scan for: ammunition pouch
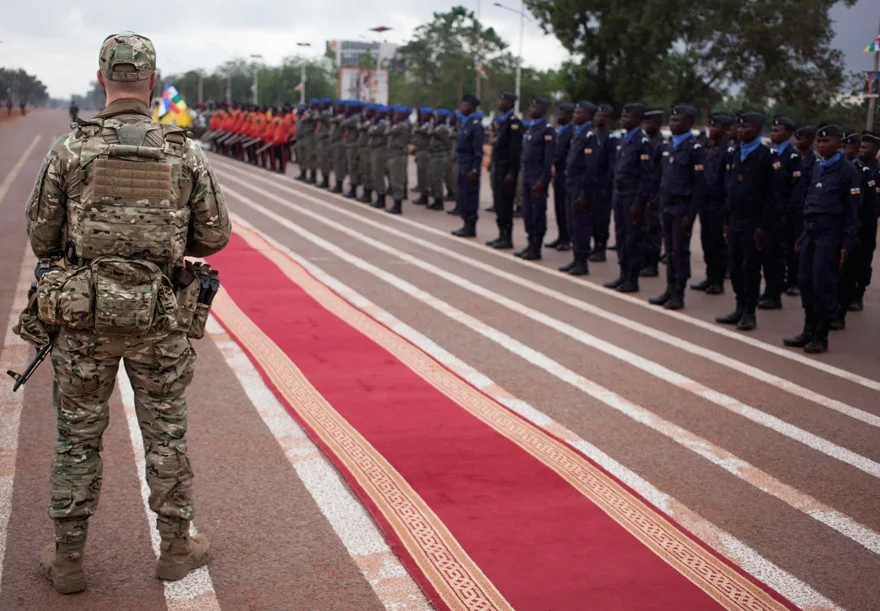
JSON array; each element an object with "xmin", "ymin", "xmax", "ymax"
[
  {"xmin": 172, "ymin": 261, "xmax": 220, "ymax": 340},
  {"xmin": 91, "ymin": 256, "xmax": 175, "ymax": 336},
  {"xmin": 36, "ymin": 261, "xmax": 95, "ymax": 329}
]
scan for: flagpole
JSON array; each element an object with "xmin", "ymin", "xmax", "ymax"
[{"xmin": 869, "ymin": 17, "xmax": 880, "ymax": 132}]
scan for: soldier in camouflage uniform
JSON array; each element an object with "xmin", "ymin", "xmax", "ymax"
[
  {"xmin": 369, "ymin": 105, "xmax": 390, "ymax": 208},
  {"xmin": 428, "ymin": 109, "xmax": 453, "ymax": 211},
  {"xmin": 446, "ymin": 116, "xmax": 460, "ymax": 214},
  {"xmin": 356, "ymin": 104, "xmax": 375, "ymax": 202},
  {"xmin": 342, "ymin": 100, "xmax": 363, "ymax": 198},
  {"xmin": 385, "ymin": 105, "xmax": 412, "ymax": 215},
  {"xmin": 412, "ymin": 108, "xmax": 433, "ymax": 205},
  {"xmin": 296, "ymin": 100, "xmax": 317, "ymax": 183},
  {"xmin": 329, "ymin": 100, "xmax": 347, "ymax": 193},
  {"xmin": 23, "ymin": 32, "xmax": 230, "ymax": 594},
  {"xmin": 315, "ymin": 98, "xmax": 333, "ymax": 188}
]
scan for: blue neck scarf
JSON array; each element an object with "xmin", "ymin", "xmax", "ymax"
[
  {"xmin": 672, "ymin": 132, "xmax": 692, "ymax": 149},
  {"xmin": 774, "ymin": 140, "xmax": 791, "ymax": 156},
  {"xmin": 623, "ymin": 127, "xmax": 641, "ymax": 143},
  {"xmin": 556, "ymin": 122, "xmax": 572, "ymax": 135},
  {"xmin": 819, "ymin": 152, "xmax": 842, "ymax": 169},
  {"xmin": 740, "ymin": 137, "xmax": 762, "ymax": 162},
  {"xmin": 494, "ymin": 108, "xmax": 514, "ymax": 124},
  {"xmin": 575, "ymin": 122, "xmax": 590, "ymax": 137}
]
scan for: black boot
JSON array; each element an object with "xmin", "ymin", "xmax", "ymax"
[
  {"xmin": 757, "ymin": 294, "xmax": 782, "ymax": 310},
  {"xmin": 617, "ymin": 270, "xmax": 639, "ymax": 293},
  {"xmin": 445, "ymin": 193, "xmax": 456, "ymax": 202},
  {"xmin": 514, "ymin": 244, "xmax": 531, "ymax": 258},
  {"xmin": 649, "ymin": 284, "xmax": 673, "ymax": 306},
  {"xmin": 545, "ymin": 238, "xmax": 562, "ymax": 249},
  {"xmin": 829, "ymin": 314, "xmax": 846, "ymax": 331},
  {"xmin": 716, "ymin": 301, "xmax": 744, "ymax": 325},
  {"xmin": 568, "ymin": 253, "xmax": 589, "ymax": 276},
  {"xmin": 485, "ymin": 205, "xmax": 496, "ymax": 213},
  {"xmin": 307, "ymin": 170, "xmax": 317, "ymax": 184},
  {"xmin": 603, "ymin": 274, "xmax": 625, "ymax": 289},
  {"xmin": 848, "ymin": 292, "xmax": 864, "ymax": 311},
  {"xmin": 319, "ymin": 175, "xmax": 330, "ymax": 189},
  {"xmin": 452, "ymin": 220, "xmax": 477, "ymax": 238},
  {"xmin": 427, "ymin": 198, "xmax": 444, "ymax": 210},
  {"xmin": 521, "ymin": 242, "xmax": 542, "ymax": 261},
  {"xmin": 386, "ymin": 200, "xmax": 402, "ymax": 215},
  {"xmin": 414, "ymin": 195, "xmax": 429, "ymax": 206},
  {"xmin": 783, "ymin": 316, "xmax": 815, "ymax": 348},
  {"xmin": 804, "ymin": 321, "xmax": 829, "ymax": 353},
  {"xmin": 513, "ymin": 205, "xmax": 523, "ymax": 218},
  {"xmin": 785, "ymin": 284, "xmax": 801, "ymax": 297},
  {"xmin": 371, "ymin": 195, "xmax": 386, "ymax": 209},
  {"xmin": 705, "ymin": 280, "xmax": 725, "ymax": 295},
  {"xmin": 690, "ymin": 278, "xmax": 711, "ymax": 291},
  {"xmin": 446, "ymin": 205, "xmax": 460, "ymax": 216},
  {"xmin": 297, "ymin": 169, "xmax": 307, "ymax": 181},
  {"xmin": 639, "ymin": 263, "xmax": 659, "ymax": 278},
  {"xmin": 558, "ymin": 259, "xmax": 576, "ymax": 273},
  {"xmin": 345, "ymin": 185, "xmax": 359, "ymax": 199},
  {"xmin": 664, "ymin": 286, "xmax": 685, "ymax": 310},
  {"xmin": 491, "ymin": 229, "xmax": 513, "ymax": 250},
  {"xmin": 358, "ymin": 189, "xmax": 372, "ymax": 203},
  {"xmin": 589, "ymin": 243, "xmax": 607, "ymax": 262},
  {"xmin": 736, "ymin": 308, "xmax": 757, "ymax": 331},
  {"xmin": 330, "ymin": 180, "xmax": 343, "ymax": 194}
]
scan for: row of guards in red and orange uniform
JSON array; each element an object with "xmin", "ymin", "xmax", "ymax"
[{"xmin": 202, "ymin": 104, "xmax": 298, "ymax": 174}]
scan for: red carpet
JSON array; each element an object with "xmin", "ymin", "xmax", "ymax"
[{"xmin": 208, "ymin": 224, "xmax": 796, "ymax": 611}]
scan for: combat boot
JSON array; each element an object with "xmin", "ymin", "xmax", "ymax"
[
  {"xmin": 414, "ymin": 195, "xmax": 429, "ymax": 206},
  {"xmin": 639, "ymin": 263, "xmax": 659, "ymax": 278},
  {"xmin": 491, "ymin": 229, "xmax": 513, "ymax": 250},
  {"xmin": 345, "ymin": 185, "xmax": 359, "ymax": 199},
  {"xmin": 521, "ymin": 242, "xmax": 542, "ymax": 261},
  {"xmin": 358, "ymin": 189, "xmax": 372, "ymax": 204},
  {"xmin": 804, "ymin": 321, "xmax": 829, "ymax": 354},
  {"xmin": 716, "ymin": 300, "xmax": 744, "ymax": 325},
  {"xmin": 848, "ymin": 292, "xmax": 864, "ymax": 311},
  {"xmin": 705, "ymin": 280, "xmax": 725, "ymax": 295},
  {"xmin": 603, "ymin": 274, "xmax": 625, "ymax": 290},
  {"xmin": 690, "ymin": 278, "xmax": 711, "ymax": 291},
  {"xmin": 386, "ymin": 200, "xmax": 403, "ymax": 215},
  {"xmin": 330, "ymin": 180, "xmax": 343, "ymax": 194},
  {"xmin": 514, "ymin": 243, "xmax": 531, "ymax": 258},
  {"xmin": 664, "ymin": 286, "xmax": 685, "ymax": 310},
  {"xmin": 428, "ymin": 198, "xmax": 444, "ymax": 210},
  {"xmin": 556, "ymin": 240, "xmax": 571, "ymax": 252},
  {"xmin": 318, "ymin": 174, "xmax": 330, "ymax": 189},
  {"xmin": 785, "ymin": 283, "xmax": 801, "ymax": 297},
  {"xmin": 545, "ymin": 237, "xmax": 563, "ymax": 249},
  {"xmin": 616, "ymin": 270, "xmax": 640, "ymax": 293},
  {"xmin": 446, "ymin": 205, "xmax": 460, "ymax": 215},
  {"xmin": 589, "ymin": 243, "xmax": 607, "ymax": 262},
  {"xmin": 451, "ymin": 220, "xmax": 476, "ymax": 238},
  {"xmin": 297, "ymin": 168, "xmax": 307, "ymax": 181},
  {"xmin": 558, "ymin": 259, "xmax": 576, "ymax": 273},
  {"xmin": 306, "ymin": 170, "xmax": 317, "ymax": 184},
  {"xmin": 371, "ymin": 195, "xmax": 386, "ymax": 209},
  {"xmin": 736, "ymin": 308, "xmax": 757, "ymax": 331},
  {"xmin": 568, "ymin": 253, "xmax": 589, "ymax": 276},
  {"xmin": 649, "ymin": 283, "xmax": 673, "ymax": 306},
  {"xmin": 783, "ymin": 316, "xmax": 815, "ymax": 348},
  {"xmin": 156, "ymin": 534, "xmax": 213, "ymax": 582},
  {"xmin": 40, "ymin": 543, "xmax": 87, "ymax": 595},
  {"xmin": 445, "ymin": 192, "xmax": 456, "ymax": 201},
  {"xmin": 829, "ymin": 314, "xmax": 846, "ymax": 331},
  {"xmin": 757, "ymin": 294, "xmax": 782, "ymax": 310},
  {"xmin": 513, "ymin": 205, "xmax": 523, "ymax": 218}
]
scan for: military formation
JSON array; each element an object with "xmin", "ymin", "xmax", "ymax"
[{"xmin": 205, "ymin": 91, "xmax": 879, "ymax": 355}]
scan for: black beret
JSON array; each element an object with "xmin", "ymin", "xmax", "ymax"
[
  {"xmin": 531, "ymin": 95, "xmax": 552, "ymax": 107},
  {"xmin": 643, "ymin": 108, "xmax": 664, "ymax": 119},
  {"xmin": 862, "ymin": 130, "xmax": 880, "ymax": 145},
  {"xmin": 462, "ymin": 94, "xmax": 481, "ymax": 107},
  {"xmin": 499, "ymin": 91, "xmax": 517, "ymax": 102},
  {"xmin": 842, "ymin": 132, "xmax": 861, "ymax": 145},
  {"xmin": 556, "ymin": 102, "xmax": 575, "ymax": 113},
  {"xmin": 708, "ymin": 112, "xmax": 736, "ymax": 126},
  {"xmin": 575, "ymin": 100, "xmax": 597, "ymax": 112},
  {"xmin": 622, "ymin": 102, "xmax": 646, "ymax": 115},
  {"xmin": 597, "ymin": 103, "xmax": 613, "ymax": 113},
  {"xmin": 773, "ymin": 115, "xmax": 796, "ymax": 129},
  {"xmin": 817, "ymin": 123, "xmax": 844, "ymax": 138},
  {"xmin": 671, "ymin": 103, "xmax": 699, "ymax": 118},
  {"xmin": 794, "ymin": 124, "xmax": 816, "ymax": 138},
  {"xmin": 738, "ymin": 110, "xmax": 766, "ymax": 127}
]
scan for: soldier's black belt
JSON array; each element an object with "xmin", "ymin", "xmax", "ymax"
[
  {"xmin": 615, "ymin": 180, "xmax": 637, "ymax": 191},
  {"xmin": 662, "ymin": 196, "xmax": 690, "ymax": 206}
]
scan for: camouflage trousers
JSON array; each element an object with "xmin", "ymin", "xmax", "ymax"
[
  {"xmin": 429, "ymin": 152, "xmax": 448, "ymax": 200},
  {"xmin": 346, "ymin": 146, "xmax": 360, "ymax": 186},
  {"xmin": 387, "ymin": 155, "xmax": 408, "ymax": 201},
  {"xmin": 446, "ymin": 155, "xmax": 458, "ymax": 199},
  {"xmin": 49, "ymin": 327, "xmax": 197, "ymax": 551},
  {"xmin": 358, "ymin": 147, "xmax": 373, "ymax": 190},
  {"xmin": 316, "ymin": 138, "xmax": 331, "ymax": 177},
  {"xmin": 332, "ymin": 143, "xmax": 347, "ymax": 183},
  {"xmin": 371, "ymin": 149, "xmax": 388, "ymax": 196}
]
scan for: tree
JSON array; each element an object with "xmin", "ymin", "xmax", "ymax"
[
  {"xmin": 525, "ymin": 0, "xmax": 859, "ymax": 119},
  {"xmin": 0, "ymin": 68, "xmax": 49, "ymax": 106}
]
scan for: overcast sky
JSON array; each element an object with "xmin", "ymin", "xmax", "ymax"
[{"xmin": 1, "ymin": 0, "xmax": 878, "ymax": 99}]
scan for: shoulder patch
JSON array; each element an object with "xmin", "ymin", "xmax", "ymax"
[
  {"xmin": 791, "ymin": 153, "xmax": 799, "ymax": 159},
  {"xmin": 792, "ymin": 170, "xmax": 801, "ymax": 177},
  {"xmin": 584, "ymin": 148, "xmax": 593, "ymax": 155},
  {"xmin": 641, "ymin": 137, "xmax": 649, "ymax": 144},
  {"xmin": 511, "ymin": 123, "xmax": 520, "ymax": 130},
  {"xmin": 851, "ymin": 187, "xmax": 861, "ymax": 195},
  {"xmin": 772, "ymin": 160, "xmax": 782, "ymax": 170},
  {"xmin": 544, "ymin": 134, "xmax": 554, "ymax": 141},
  {"xmin": 694, "ymin": 164, "xmax": 705, "ymax": 171},
  {"xmin": 694, "ymin": 143, "xmax": 701, "ymax": 149},
  {"xmin": 662, "ymin": 151, "xmax": 670, "ymax": 157},
  {"xmin": 640, "ymin": 153, "xmax": 650, "ymax": 161}
]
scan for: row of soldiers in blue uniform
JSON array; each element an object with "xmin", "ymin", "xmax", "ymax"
[
  {"xmin": 452, "ymin": 92, "xmax": 879, "ymax": 354},
  {"xmin": 293, "ymin": 98, "xmax": 459, "ymax": 214}
]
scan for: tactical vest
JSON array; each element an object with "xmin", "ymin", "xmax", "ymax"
[{"xmin": 69, "ymin": 117, "xmax": 191, "ymax": 272}]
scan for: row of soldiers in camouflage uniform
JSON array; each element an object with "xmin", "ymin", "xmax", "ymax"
[{"xmin": 294, "ymin": 97, "xmax": 459, "ymax": 214}]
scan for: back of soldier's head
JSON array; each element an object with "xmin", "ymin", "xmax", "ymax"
[{"xmin": 98, "ymin": 31, "xmax": 157, "ymax": 103}]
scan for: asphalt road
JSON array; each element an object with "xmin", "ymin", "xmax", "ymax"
[{"xmin": 0, "ymin": 110, "xmax": 877, "ymax": 611}]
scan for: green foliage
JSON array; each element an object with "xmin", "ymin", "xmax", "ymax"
[{"xmin": 0, "ymin": 68, "xmax": 49, "ymax": 106}]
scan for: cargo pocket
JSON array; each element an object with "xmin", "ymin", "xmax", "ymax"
[
  {"xmin": 147, "ymin": 333, "xmax": 196, "ymax": 396},
  {"xmin": 51, "ymin": 333, "xmax": 103, "ymax": 397},
  {"xmin": 187, "ymin": 304, "xmax": 210, "ymax": 340}
]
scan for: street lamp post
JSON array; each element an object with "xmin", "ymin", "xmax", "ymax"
[
  {"xmin": 250, "ymin": 53, "xmax": 263, "ymax": 106},
  {"xmin": 296, "ymin": 42, "xmax": 312, "ymax": 105},
  {"xmin": 494, "ymin": 1, "xmax": 530, "ymax": 116}
]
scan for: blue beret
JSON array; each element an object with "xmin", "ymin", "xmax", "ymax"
[
  {"xmin": 320, "ymin": 97, "xmax": 332, "ymax": 104},
  {"xmin": 418, "ymin": 106, "xmax": 434, "ymax": 115},
  {"xmin": 377, "ymin": 105, "xmax": 390, "ymax": 113},
  {"xmin": 436, "ymin": 108, "xmax": 452, "ymax": 118},
  {"xmin": 347, "ymin": 100, "xmax": 363, "ymax": 109},
  {"xmin": 395, "ymin": 105, "xmax": 412, "ymax": 115},
  {"xmin": 622, "ymin": 102, "xmax": 646, "ymax": 115},
  {"xmin": 297, "ymin": 103, "xmax": 306, "ymax": 110},
  {"xmin": 309, "ymin": 98, "xmax": 319, "ymax": 104}
]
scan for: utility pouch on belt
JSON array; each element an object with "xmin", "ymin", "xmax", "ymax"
[
  {"xmin": 36, "ymin": 262, "xmax": 94, "ymax": 329},
  {"xmin": 91, "ymin": 256, "xmax": 165, "ymax": 336}
]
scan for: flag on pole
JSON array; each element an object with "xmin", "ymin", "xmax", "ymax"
[
  {"xmin": 294, "ymin": 82, "xmax": 305, "ymax": 93},
  {"xmin": 154, "ymin": 83, "xmax": 192, "ymax": 127},
  {"xmin": 864, "ymin": 35, "xmax": 880, "ymax": 53}
]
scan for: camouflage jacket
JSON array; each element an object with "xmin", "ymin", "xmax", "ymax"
[{"xmin": 26, "ymin": 98, "xmax": 230, "ymax": 266}]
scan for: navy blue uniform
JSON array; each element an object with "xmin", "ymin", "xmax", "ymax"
[
  {"xmin": 764, "ymin": 143, "xmax": 805, "ymax": 299},
  {"xmin": 565, "ymin": 124, "xmax": 606, "ymax": 255},
  {"xmin": 552, "ymin": 122, "xmax": 574, "ymax": 243},
  {"xmin": 490, "ymin": 111, "xmax": 523, "ymax": 233},
  {"xmin": 457, "ymin": 112, "xmax": 485, "ymax": 223},
  {"xmin": 786, "ymin": 150, "xmax": 816, "ymax": 290},
  {"xmin": 521, "ymin": 119, "xmax": 556, "ymax": 246},
  {"xmin": 837, "ymin": 159, "xmax": 878, "ymax": 318},
  {"xmin": 592, "ymin": 129, "xmax": 616, "ymax": 250},
  {"xmin": 700, "ymin": 138, "xmax": 732, "ymax": 285},
  {"xmin": 644, "ymin": 131, "xmax": 666, "ymax": 270},
  {"xmin": 799, "ymin": 154, "xmax": 860, "ymax": 325},
  {"xmin": 724, "ymin": 142, "xmax": 782, "ymax": 315},
  {"xmin": 613, "ymin": 129, "xmax": 654, "ymax": 276},
  {"xmin": 657, "ymin": 135, "xmax": 707, "ymax": 289}
]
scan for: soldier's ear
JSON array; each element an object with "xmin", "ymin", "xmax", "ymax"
[
  {"xmin": 97, "ymin": 71, "xmax": 106, "ymax": 89},
  {"xmin": 149, "ymin": 72, "xmax": 158, "ymax": 92}
]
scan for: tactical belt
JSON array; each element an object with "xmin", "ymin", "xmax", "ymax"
[{"xmin": 615, "ymin": 180, "xmax": 637, "ymax": 191}]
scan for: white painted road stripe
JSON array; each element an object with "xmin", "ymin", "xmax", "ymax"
[
  {"xmin": 212, "ymin": 155, "xmax": 880, "ymax": 394},
  {"xmin": 117, "ymin": 373, "xmax": 222, "ymax": 611},
  {"xmin": 226, "ymin": 213, "xmax": 843, "ymax": 611},
  {"xmin": 224, "ymin": 193, "xmax": 880, "ymax": 564},
  {"xmin": 220, "ymin": 177, "xmax": 880, "ymax": 481}
]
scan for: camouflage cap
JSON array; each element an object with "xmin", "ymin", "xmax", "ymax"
[{"xmin": 99, "ymin": 31, "xmax": 156, "ymax": 82}]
